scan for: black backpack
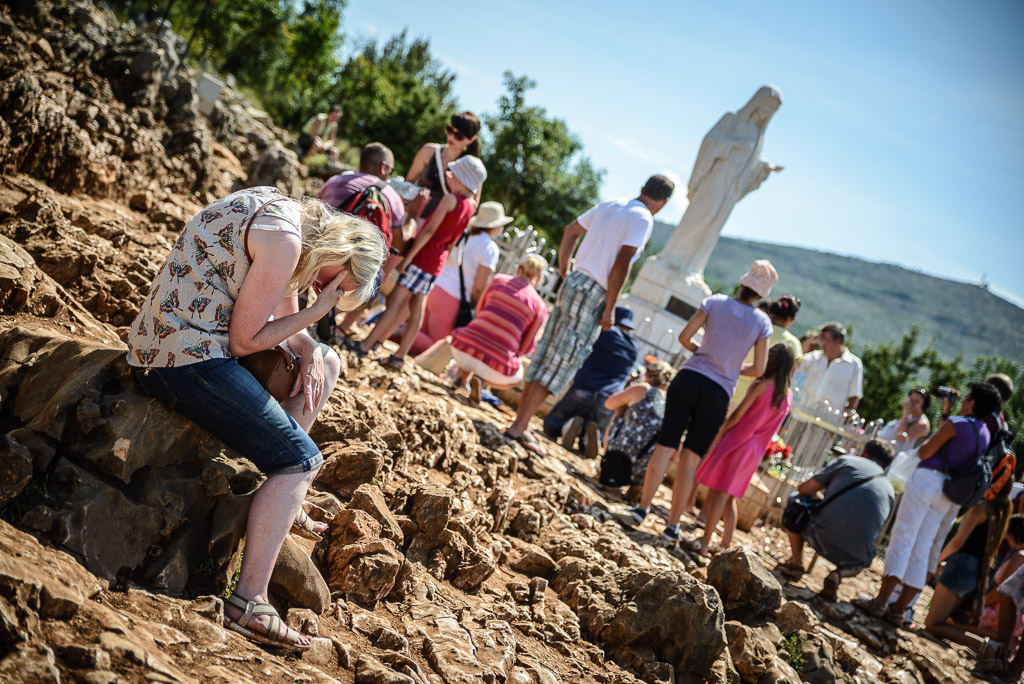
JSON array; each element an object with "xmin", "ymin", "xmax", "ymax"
[
  {"xmin": 983, "ymin": 425, "xmax": 1016, "ymax": 503},
  {"xmin": 600, "ymin": 435, "xmax": 657, "ymax": 487},
  {"xmin": 599, "ymin": 450, "xmax": 634, "ymax": 487},
  {"xmin": 941, "ymin": 419, "xmax": 992, "ymax": 507}
]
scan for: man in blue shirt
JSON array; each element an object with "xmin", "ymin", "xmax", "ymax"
[{"xmin": 542, "ymin": 306, "xmax": 642, "ymax": 459}]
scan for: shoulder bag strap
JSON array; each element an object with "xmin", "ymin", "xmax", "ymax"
[
  {"xmin": 434, "ymin": 144, "xmax": 450, "ymax": 195},
  {"xmin": 457, "ymin": 234, "xmax": 470, "ymax": 302},
  {"xmin": 815, "ymin": 473, "xmax": 883, "ymax": 515},
  {"xmin": 242, "ymin": 197, "xmax": 291, "ymax": 261},
  {"xmin": 458, "ymin": 252, "xmax": 468, "ymax": 303},
  {"xmin": 636, "ymin": 433, "xmax": 659, "ymax": 460}
]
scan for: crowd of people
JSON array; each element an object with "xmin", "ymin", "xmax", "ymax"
[{"xmin": 122, "ymin": 110, "xmax": 1021, "ymax": 674}]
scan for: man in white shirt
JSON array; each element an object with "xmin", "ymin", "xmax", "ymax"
[
  {"xmin": 796, "ymin": 321, "xmax": 863, "ymax": 414},
  {"xmin": 504, "ymin": 175, "xmax": 675, "ymax": 455}
]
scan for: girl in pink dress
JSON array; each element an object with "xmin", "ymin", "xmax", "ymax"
[{"xmin": 690, "ymin": 342, "xmax": 795, "ymax": 554}]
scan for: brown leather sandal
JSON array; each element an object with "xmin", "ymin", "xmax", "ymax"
[
  {"xmin": 775, "ymin": 561, "xmax": 805, "ymax": 579},
  {"xmin": 224, "ymin": 593, "xmax": 310, "ymax": 652},
  {"xmin": 290, "ymin": 508, "xmax": 325, "ymax": 542}
]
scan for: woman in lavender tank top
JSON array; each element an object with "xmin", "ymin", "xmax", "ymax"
[
  {"xmin": 863, "ymin": 382, "xmax": 1003, "ymax": 624},
  {"xmin": 628, "ymin": 260, "xmax": 777, "ymax": 542}
]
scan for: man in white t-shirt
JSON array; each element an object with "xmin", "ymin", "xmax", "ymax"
[
  {"xmin": 796, "ymin": 321, "xmax": 863, "ymax": 414},
  {"xmin": 505, "ymin": 175, "xmax": 674, "ymax": 455}
]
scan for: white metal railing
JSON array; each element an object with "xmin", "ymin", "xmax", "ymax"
[{"xmin": 493, "ymin": 225, "xmax": 561, "ymax": 304}]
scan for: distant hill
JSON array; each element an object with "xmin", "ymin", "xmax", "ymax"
[{"xmin": 639, "ymin": 222, "xmax": 1024, "ymax": 362}]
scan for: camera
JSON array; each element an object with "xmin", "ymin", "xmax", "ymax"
[{"xmin": 930, "ymin": 386, "xmax": 961, "ymax": 402}]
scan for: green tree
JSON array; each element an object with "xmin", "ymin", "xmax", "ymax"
[
  {"xmin": 481, "ymin": 71, "xmax": 603, "ymax": 245},
  {"xmin": 859, "ymin": 324, "xmax": 928, "ymax": 421},
  {"xmin": 264, "ymin": 0, "xmax": 345, "ymax": 128},
  {"xmin": 858, "ymin": 327, "xmax": 1024, "ymax": 462},
  {"xmin": 326, "ymin": 32, "xmax": 458, "ymax": 169},
  {"xmin": 859, "ymin": 324, "xmax": 967, "ymax": 424}
]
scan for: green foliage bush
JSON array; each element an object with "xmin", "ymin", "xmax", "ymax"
[
  {"xmin": 325, "ymin": 31, "xmax": 459, "ymax": 168},
  {"xmin": 115, "ymin": 2, "xmax": 602, "ymax": 245},
  {"xmin": 782, "ymin": 633, "xmax": 806, "ymax": 673},
  {"xmin": 858, "ymin": 325, "xmax": 1023, "ymax": 461},
  {"xmin": 481, "ymin": 72, "xmax": 603, "ymax": 245}
]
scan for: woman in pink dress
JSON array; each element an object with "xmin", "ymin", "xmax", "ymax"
[{"xmin": 690, "ymin": 342, "xmax": 795, "ymax": 554}]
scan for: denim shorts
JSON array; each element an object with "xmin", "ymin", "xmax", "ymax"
[
  {"xmin": 132, "ymin": 356, "xmax": 324, "ymax": 476},
  {"xmin": 938, "ymin": 551, "xmax": 982, "ymax": 598}
]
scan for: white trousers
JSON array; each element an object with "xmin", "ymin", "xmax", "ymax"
[
  {"xmin": 450, "ymin": 348, "xmax": 523, "ymax": 388},
  {"xmin": 883, "ymin": 468, "xmax": 957, "ymax": 590}
]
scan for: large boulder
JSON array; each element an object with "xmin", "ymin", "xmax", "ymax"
[
  {"xmin": 269, "ymin": 537, "xmax": 330, "ymax": 614},
  {"xmin": 0, "ymin": 328, "xmax": 260, "ymax": 594},
  {"xmin": 706, "ymin": 546, "xmax": 783, "ymax": 620},
  {"xmin": 798, "ymin": 631, "xmax": 844, "ymax": 684},
  {"xmin": 317, "ymin": 443, "xmax": 385, "ymax": 499},
  {"xmin": 0, "ymin": 519, "xmax": 107, "ymax": 622},
  {"xmin": 724, "ymin": 622, "xmax": 775, "ymax": 684},
  {"xmin": 560, "ymin": 567, "xmax": 726, "ymax": 680},
  {"xmin": 244, "ymin": 141, "xmax": 303, "ymax": 196},
  {"xmin": 350, "ymin": 484, "xmax": 404, "ymax": 546},
  {"xmin": 0, "ymin": 234, "xmax": 116, "ymax": 340},
  {"xmin": 327, "ymin": 538, "xmax": 405, "ymax": 605},
  {"xmin": 776, "ymin": 601, "xmax": 818, "ymax": 634}
]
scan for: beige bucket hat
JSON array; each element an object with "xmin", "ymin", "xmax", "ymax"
[{"xmin": 470, "ymin": 201, "xmax": 515, "ymax": 229}]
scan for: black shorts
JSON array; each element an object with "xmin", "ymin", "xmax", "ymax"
[{"xmin": 657, "ymin": 369, "xmax": 730, "ymax": 456}]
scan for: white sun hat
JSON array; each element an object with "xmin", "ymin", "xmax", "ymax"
[{"xmin": 447, "ymin": 155, "xmax": 487, "ymax": 194}]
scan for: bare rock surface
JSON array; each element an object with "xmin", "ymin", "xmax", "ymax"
[
  {"xmin": 0, "ymin": 2, "xmax": 1004, "ymax": 684},
  {"xmin": 707, "ymin": 545, "xmax": 784, "ymax": 620}
]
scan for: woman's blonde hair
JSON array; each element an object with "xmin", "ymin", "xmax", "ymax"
[
  {"xmin": 291, "ymin": 197, "xmax": 386, "ymax": 310},
  {"xmin": 518, "ymin": 255, "xmax": 547, "ymax": 282},
  {"xmin": 646, "ymin": 360, "xmax": 675, "ymax": 389}
]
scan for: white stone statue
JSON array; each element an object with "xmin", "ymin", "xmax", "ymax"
[
  {"xmin": 631, "ymin": 86, "xmax": 783, "ymax": 306},
  {"xmin": 669, "ymin": 85, "xmax": 784, "ymax": 277}
]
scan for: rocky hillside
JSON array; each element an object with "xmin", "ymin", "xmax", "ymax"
[{"xmin": 0, "ymin": 3, "xmax": 1009, "ymax": 684}]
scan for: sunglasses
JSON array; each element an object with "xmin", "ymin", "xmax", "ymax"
[{"xmin": 446, "ymin": 125, "xmax": 472, "ymax": 142}]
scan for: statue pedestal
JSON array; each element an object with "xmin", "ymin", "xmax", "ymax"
[
  {"xmin": 629, "ymin": 254, "xmax": 711, "ymax": 313},
  {"xmin": 621, "ymin": 255, "xmax": 711, "ymax": 364}
]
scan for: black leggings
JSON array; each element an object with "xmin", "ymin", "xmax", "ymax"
[{"xmin": 656, "ymin": 369, "xmax": 730, "ymax": 456}]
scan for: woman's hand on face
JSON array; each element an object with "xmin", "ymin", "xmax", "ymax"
[
  {"xmin": 313, "ymin": 269, "xmax": 350, "ymax": 310},
  {"xmin": 292, "ymin": 344, "xmax": 326, "ymax": 414}
]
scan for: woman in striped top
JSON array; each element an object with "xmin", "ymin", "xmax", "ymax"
[{"xmin": 449, "ymin": 255, "xmax": 548, "ymax": 390}]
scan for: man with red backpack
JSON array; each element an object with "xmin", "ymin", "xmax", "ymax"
[
  {"xmin": 318, "ymin": 142, "xmax": 407, "ymax": 253},
  {"xmin": 317, "ymin": 142, "xmax": 412, "ymax": 339}
]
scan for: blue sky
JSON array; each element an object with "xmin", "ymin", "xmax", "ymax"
[{"xmin": 342, "ymin": 0, "xmax": 1024, "ymax": 306}]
